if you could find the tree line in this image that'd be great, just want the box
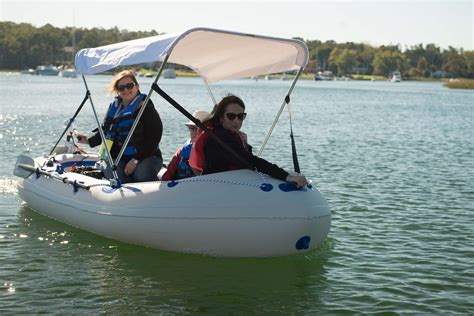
[1,21,472,78]
[304,39,473,78]
[0,22,158,71]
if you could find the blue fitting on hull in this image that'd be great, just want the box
[56,164,64,174]
[295,236,311,250]
[167,180,178,188]
[260,183,273,192]
[279,182,308,192]
[72,180,79,193]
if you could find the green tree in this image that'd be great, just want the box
[307,40,336,72]
[424,44,443,71]
[372,49,409,76]
[463,51,474,78]
[333,49,358,75]
[417,57,429,77]
[328,47,342,74]
[356,44,375,75]
[442,50,467,77]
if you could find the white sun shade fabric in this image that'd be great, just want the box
[75,27,308,83]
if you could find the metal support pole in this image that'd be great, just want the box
[257,67,304,156]
[80,75,119,182]
[49,90,90,156]
[203,79,217,107]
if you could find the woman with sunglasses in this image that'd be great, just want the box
[192,94,307,188]
[76,70,163,183]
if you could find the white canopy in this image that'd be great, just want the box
[75,27,308,83]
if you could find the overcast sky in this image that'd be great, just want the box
[1,0,472,50]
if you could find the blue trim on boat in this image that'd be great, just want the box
[102,186,141,193]
[61,161,96,168]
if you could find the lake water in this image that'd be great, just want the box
[0,74,473,314]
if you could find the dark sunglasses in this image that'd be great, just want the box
[225,112,247,121]
[117,82,136,92]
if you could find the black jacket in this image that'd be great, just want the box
[203,125,288,181]
[88,100,162,161]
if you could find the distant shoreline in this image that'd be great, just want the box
[2,69,472,88]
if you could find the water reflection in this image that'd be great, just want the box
[2,206,331,314]
[99,246,331,314]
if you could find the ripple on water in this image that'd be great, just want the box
[0,179,18,195]
[1,77,474,313]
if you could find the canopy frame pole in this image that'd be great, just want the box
[48,90,90,156]
[80,75,120,184]
[203,80,217,107]
[257,67,303,156]
[152,83,255,170]
[113,55,170,167]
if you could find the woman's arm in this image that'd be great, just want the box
[133,101,163,160]
[86,132,102,147]
[249,154,289,181]
[204,128,289,181]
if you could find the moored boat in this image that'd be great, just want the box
[21,69,35,75]
[163,68,176,78]
[35,65,59,76]
[391,71,402,82]
[59,68,78,78]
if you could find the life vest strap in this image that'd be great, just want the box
[285,94,300,174]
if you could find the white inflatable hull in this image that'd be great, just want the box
[16,154,331,257]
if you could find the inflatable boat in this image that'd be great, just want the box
[14,27,331,257]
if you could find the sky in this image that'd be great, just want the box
[1,0,472,50]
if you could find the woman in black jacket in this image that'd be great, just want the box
[201,94,307,188]
[77,70,163,183]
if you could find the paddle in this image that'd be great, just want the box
[13,155,35,178]
[13,154,90,191]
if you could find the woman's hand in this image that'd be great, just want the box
[124,160,138,176]
[75,132,89,144]
[285,174,308,188]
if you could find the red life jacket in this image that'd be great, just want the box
[189,121,214,174]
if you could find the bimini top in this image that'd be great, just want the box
[75,27,309,83]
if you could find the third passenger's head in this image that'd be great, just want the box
[210,95,247,132]
[185,110,210,142]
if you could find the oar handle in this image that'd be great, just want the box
[17,164,89,190]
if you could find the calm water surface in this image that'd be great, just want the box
[0,74,473,314]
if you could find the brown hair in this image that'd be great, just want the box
[208,94,245,127]
[107,70,139,94]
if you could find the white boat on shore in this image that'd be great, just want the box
[14,27,330,257]
[35,65,59,76]
[21,69,35,75]
[59,68,78,78]
[163,68,176,78]
[391,71,402,82]
[314,70,334,81]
